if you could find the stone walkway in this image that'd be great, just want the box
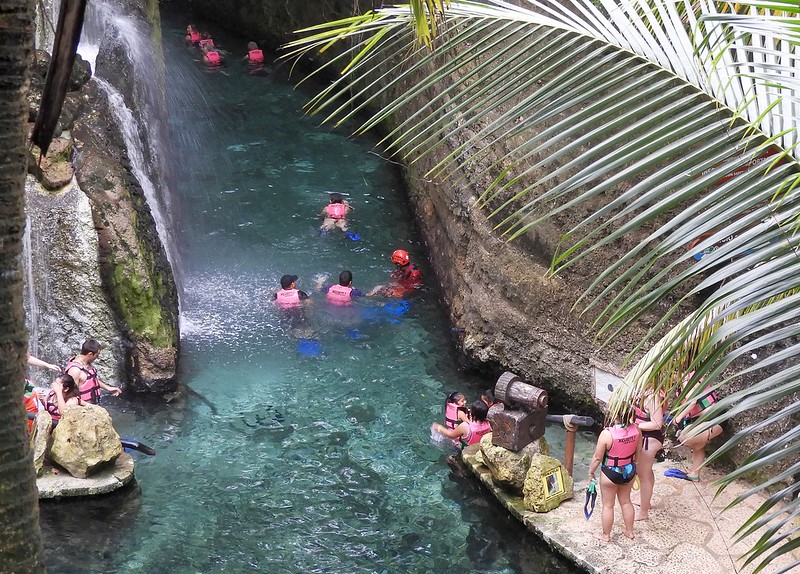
[462,446,800,574]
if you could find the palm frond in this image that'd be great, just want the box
[283,1,800,569]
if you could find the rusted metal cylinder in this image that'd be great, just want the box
[494,371,548,411]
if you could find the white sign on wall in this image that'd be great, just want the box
[592,366,623,405]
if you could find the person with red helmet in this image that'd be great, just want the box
[369,249,423,297]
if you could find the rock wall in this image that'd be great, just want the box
[26,10,179,394]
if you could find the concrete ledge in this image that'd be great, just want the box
[462,445,800,574]
[37,453,135,499]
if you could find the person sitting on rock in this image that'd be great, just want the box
[431,400,492,448]
[65,338,121,404]
[45,373,83,420]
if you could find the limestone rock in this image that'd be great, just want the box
[27,137,74,190]
[49,404,122,478]
[522,454,574,513]
[32,410,53,477]
[479,434,549,494]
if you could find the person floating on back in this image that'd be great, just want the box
[322,270,364,305]
[65,338,121,404]
[320,193,354,234]
[244,41,264,65]
[368,249,423,297]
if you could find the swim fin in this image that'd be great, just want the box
[584,478,597,519]
[345,230,361,241]
[664,467,695,480]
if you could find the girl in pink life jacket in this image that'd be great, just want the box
[673,372,723,481]
[588,416,641,543]
[320,192,353,233]
[45,373,84,420]
[444,392,470,430]
[631,390,665,521]
[431,400,492,448]
[244,41,264,65]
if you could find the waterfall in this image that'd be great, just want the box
[22,216,40,356]
[81,1,182,304]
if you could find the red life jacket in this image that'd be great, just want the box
[206,50,221,65]
[248,49,264,64]
[66,357,101,404]
[326,203,347,219]
[189,30,201,43]
[198,38,214,48]
[24,395,38,432]
[275,288,302,308]
[326,284,352,305]
[603,425,638,467]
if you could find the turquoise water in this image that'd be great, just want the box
[38,16,578,574]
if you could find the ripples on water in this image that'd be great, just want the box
[38,9,578,574]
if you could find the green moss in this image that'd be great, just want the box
[110,256,174,348]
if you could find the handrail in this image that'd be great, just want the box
[546,413,596,476]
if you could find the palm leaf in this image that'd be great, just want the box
[283,1,800,569]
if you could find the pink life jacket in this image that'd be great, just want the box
[189,30,201,43]
[248,49,264,63]
[685,386,718,420]
[45,390,83,420]
[464,420,492,446]
[198,38,214,48]
[632,390,665,424]
[326,203,347,219]
[206,50,221,65]
[444,401,467,430]
[275,288,301,308]
[66,357,101,404]
[603,425,638,467]
[326,284,352,305]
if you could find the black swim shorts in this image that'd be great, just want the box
[601,463,636,485]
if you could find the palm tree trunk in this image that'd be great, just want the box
[0,0,46,571]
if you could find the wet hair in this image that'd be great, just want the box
[329,193,343,204]
[247,41,258,50]
[470,400,489,422]
[481,388,497,405]
[446,391,465,404]
[338,270,353,286]
[56,373,77,395]
[81,338,101,355]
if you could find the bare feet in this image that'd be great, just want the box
[593,533,611,543]
[624,530,635,539]
[635,511,649,521]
